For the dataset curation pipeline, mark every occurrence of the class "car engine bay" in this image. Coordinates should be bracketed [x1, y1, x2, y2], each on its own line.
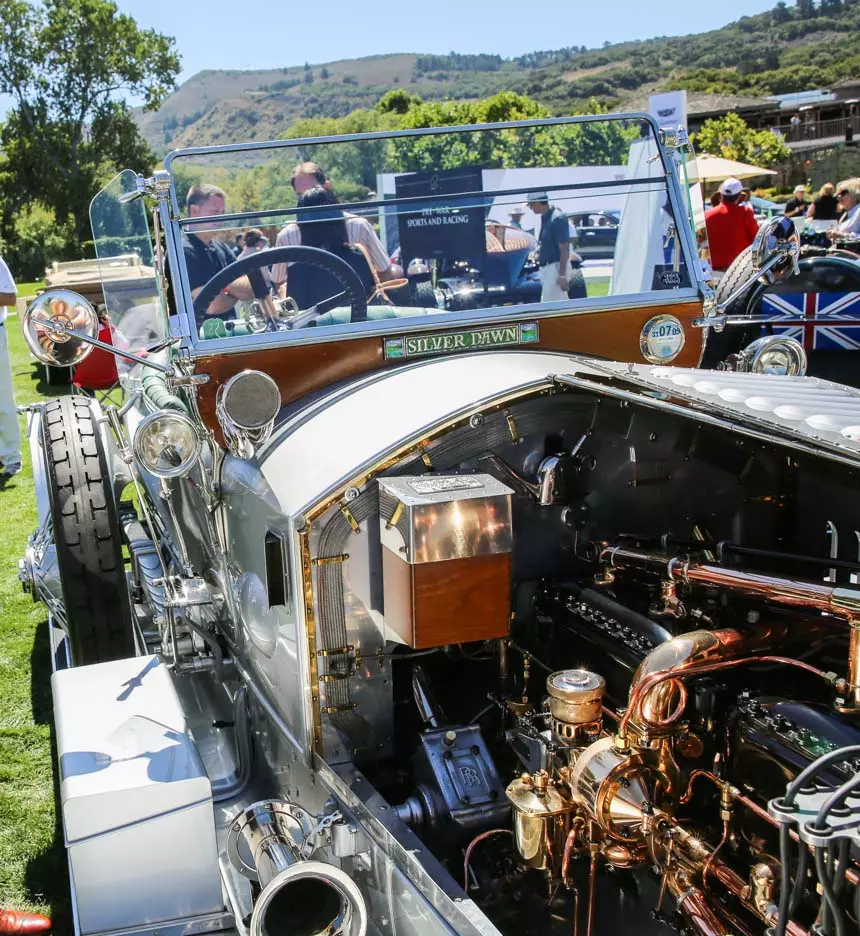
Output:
[304, 385, 860, 936]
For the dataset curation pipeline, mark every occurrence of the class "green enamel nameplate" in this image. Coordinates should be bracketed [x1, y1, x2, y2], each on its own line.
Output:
[384, 322, 539, 359]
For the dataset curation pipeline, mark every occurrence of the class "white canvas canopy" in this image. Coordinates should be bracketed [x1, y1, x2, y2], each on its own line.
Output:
[686, 154, 778, 183]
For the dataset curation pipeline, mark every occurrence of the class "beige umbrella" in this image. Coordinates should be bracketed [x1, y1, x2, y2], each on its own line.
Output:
[685, 154, 778, 183]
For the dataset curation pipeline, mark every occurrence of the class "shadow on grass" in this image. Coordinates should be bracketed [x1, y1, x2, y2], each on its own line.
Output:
[32, 364, 72, 399]
[30, 619, 54, 727]
[26, 619, 71, 934]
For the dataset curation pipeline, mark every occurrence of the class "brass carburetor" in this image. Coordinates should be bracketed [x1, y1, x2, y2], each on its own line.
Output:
[506, 668, 664, 879]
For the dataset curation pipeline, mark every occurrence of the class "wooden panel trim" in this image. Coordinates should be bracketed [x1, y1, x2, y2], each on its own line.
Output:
[195, 299, 704, 441]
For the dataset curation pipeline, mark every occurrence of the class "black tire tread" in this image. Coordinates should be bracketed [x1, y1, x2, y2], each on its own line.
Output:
[43, 396, 134, 665]
[714, 246, 755, 314]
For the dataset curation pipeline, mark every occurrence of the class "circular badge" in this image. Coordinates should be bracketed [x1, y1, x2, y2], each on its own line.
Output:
[639, 314, 686, 364]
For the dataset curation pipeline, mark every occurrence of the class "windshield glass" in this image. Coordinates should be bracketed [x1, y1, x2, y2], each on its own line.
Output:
[90, 170, 168, 367]
[165, 116, 695, 344]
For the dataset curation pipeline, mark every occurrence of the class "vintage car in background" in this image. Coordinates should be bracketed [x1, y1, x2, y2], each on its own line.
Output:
[17, 114, 859, 936]
[404, 221, 588, 310]
[702, 236, 860, 385]
[567, 208, 620, 259]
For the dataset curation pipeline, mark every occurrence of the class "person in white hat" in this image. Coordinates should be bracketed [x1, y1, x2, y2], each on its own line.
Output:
[704, 177, 760, 273]
[783, 184, 809, 219]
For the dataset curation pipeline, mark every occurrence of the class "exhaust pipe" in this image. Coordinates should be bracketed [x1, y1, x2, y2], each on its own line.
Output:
[227, 800, 367, 936]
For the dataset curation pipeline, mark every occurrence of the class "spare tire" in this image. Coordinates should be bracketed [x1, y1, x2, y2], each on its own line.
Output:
[713, 246, 756, 314]
[701, 247, 764, 369]
[43, 396, 135, 665]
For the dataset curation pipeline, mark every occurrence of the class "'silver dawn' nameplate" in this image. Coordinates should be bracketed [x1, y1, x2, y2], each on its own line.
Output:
[384, 322, 539, 360]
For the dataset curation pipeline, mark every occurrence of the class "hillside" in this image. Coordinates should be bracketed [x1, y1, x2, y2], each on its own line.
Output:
[137, 0, 860, 151]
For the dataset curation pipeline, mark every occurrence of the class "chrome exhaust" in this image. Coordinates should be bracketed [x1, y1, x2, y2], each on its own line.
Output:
[227, 800, 367, 936]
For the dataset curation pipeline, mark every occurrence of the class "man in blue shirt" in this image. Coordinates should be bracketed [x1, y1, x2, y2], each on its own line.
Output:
[527, 191, 571, 302]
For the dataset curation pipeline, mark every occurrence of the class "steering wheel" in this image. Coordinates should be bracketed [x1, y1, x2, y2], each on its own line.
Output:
[192, 245, 368, 325]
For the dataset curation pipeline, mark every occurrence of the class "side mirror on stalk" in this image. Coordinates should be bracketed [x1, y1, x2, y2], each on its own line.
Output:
[21, 288, 173, 376]
[21, 289, 98, 367]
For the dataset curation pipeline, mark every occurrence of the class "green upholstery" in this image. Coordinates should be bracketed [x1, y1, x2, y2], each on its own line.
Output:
[311, 305, 437, 326]
[199, 305, 437, 340]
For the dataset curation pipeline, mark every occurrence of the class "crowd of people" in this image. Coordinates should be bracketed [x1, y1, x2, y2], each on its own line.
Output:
[777, 179, 860, 229]
[704, 175, 860, 275]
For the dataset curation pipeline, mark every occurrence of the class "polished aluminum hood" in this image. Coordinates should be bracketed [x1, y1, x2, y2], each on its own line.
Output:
[258, 352, 860, 518]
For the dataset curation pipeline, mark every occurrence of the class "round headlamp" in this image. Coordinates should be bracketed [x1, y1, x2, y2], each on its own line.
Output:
[742, 335, 808, 377]
[133, 411, 202, 479]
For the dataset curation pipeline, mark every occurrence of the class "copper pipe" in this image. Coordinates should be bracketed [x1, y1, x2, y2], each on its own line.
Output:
[672, 825, 811, 936]
[618, 653, 832, 741]
[602, 546, 860, 704]
[562, 818, 585, 887]
[463, 828, 513, 895]
[601, 705, 619, 722]
[703, 818, 730, 890]
[585, 848, 598, 936]
[679, 769, 721, 805]
[673, 886, 729, 936]
[571, 886, 580, 936]
[733, 791, 860, 888]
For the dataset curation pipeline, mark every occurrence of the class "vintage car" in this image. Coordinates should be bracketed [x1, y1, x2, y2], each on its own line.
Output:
[17, 114, 860, 936]
[404, 221, 588, 311]
[703, 238, 860, 385]
[567, 209, 620, 259]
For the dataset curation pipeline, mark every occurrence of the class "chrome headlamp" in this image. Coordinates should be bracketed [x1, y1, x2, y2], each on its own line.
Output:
[727, 335, 808, 377]
[215, 370, 281, 459]
[133, 411, 202, 479]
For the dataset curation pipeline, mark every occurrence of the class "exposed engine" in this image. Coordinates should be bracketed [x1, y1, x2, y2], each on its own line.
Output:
[309, 386, 860, 936]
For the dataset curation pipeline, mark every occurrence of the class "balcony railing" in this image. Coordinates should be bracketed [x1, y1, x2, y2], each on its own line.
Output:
[770, 115, 860, 144]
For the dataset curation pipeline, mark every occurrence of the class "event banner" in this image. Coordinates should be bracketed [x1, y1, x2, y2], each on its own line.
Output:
[394, 166, 486, 267]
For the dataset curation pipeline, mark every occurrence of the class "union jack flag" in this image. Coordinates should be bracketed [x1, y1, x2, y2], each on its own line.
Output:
[760, 291, 860, 350]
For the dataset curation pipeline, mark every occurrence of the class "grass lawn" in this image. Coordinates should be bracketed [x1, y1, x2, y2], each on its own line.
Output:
[0, 309, 70, 930]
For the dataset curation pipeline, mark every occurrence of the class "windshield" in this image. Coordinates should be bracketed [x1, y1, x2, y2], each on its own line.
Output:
[163, 116, 696, 344]
[90, 170, 168, 372]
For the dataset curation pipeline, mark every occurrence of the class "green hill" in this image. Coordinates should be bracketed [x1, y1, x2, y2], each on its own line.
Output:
[136, 0, 860, 151]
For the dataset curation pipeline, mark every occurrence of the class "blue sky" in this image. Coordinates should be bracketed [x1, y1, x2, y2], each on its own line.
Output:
[115, 0, 778, 88]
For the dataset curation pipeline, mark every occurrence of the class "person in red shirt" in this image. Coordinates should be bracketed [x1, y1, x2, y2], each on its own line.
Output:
[704, 177, 760, 273]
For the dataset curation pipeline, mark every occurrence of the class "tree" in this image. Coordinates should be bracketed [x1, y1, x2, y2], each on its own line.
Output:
[376, 89, 422, 115]
[0, 0, 179, 243]
[693, 112, 791, 169]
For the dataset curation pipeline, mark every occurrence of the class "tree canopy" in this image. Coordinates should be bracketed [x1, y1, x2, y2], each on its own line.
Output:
[693, 112, 791, 169]
[0, 0, 180, 252]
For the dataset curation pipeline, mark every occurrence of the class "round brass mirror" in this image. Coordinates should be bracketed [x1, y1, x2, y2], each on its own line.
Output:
[751, 216, 800, 284]
[21, 289, 99, 367]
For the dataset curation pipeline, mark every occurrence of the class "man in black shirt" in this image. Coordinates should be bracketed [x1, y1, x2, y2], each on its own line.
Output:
[182, 184, 258, 323]
[783, 184, 809, 218]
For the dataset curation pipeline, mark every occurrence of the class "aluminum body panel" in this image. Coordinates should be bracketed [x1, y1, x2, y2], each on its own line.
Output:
[588, 363, 860, 464]
[259, 351, 593, 516]
[53, 656, 223, 934]
[219, 455, 312, 754]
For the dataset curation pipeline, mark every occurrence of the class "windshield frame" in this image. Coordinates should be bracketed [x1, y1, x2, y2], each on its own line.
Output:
[157, 112, 705, 357]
